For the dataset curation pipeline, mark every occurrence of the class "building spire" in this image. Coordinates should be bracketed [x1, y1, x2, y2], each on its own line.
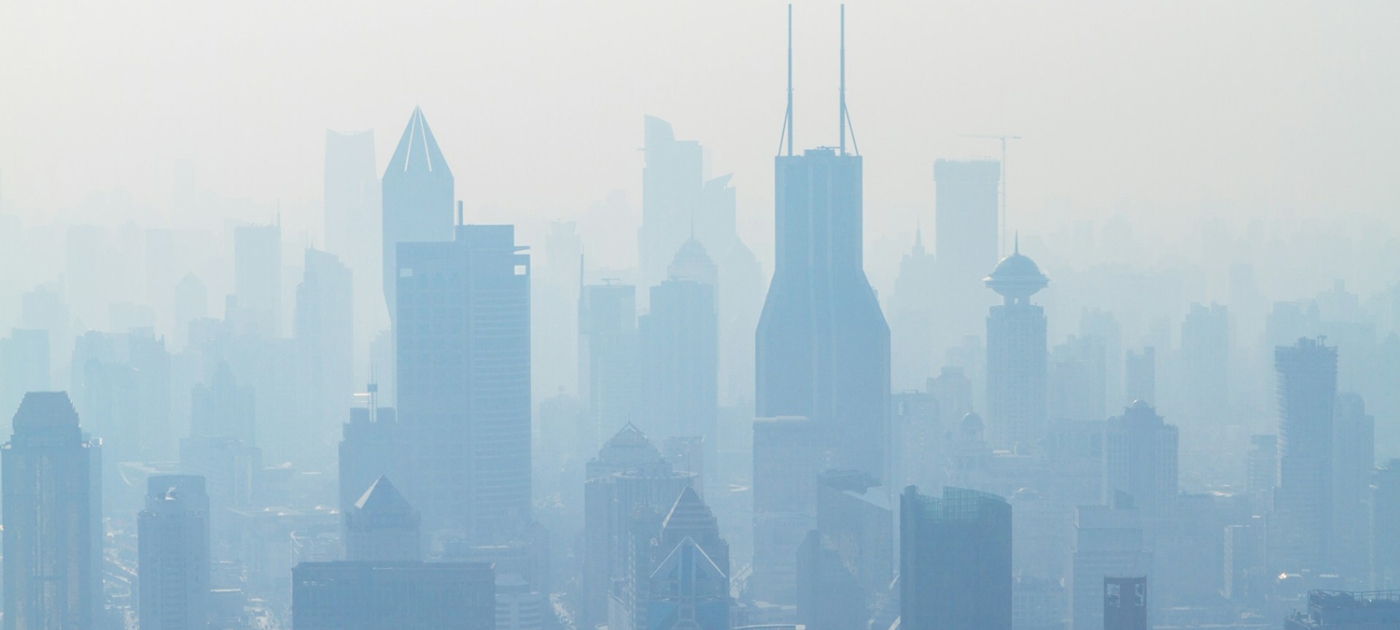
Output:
[839, 4, 846, 156]
[777, 5, 794, 157]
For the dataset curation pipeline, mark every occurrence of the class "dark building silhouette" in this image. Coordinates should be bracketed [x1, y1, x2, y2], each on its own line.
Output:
[1272, 337, 1339, 574]
[292, 562, 495, 630]
[1103, 577, 1147, 630]
[345, 476, 421, 562]
[1285, 590, 1400, 630]
[984, 243, 1048, 449]
[139, 475, 211, 630]
[397, 224, 531, 544]
[382, 107, 454, 325]
[900, 486, 1012, 630]
[3, 392, 102, 630]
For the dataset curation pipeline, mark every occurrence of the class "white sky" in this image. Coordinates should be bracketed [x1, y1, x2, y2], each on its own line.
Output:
[2, 0, 1398, 254]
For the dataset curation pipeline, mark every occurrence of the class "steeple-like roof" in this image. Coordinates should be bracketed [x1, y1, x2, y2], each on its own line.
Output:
[353, 475, 415, 516]
[387, 107, 451, 177]
[984, 236, 1048, 302]
[661, 486, 717, 539]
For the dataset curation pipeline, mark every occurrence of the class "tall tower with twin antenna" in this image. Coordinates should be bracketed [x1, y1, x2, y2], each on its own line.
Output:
[753, 5, 890, 604]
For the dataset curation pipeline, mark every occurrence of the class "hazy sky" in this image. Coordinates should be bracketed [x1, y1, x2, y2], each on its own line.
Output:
[3, 0, 1398, 253]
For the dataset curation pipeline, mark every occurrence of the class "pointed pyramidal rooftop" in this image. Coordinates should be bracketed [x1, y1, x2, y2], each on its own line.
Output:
[387, 107, 451, 176]
[353, 475, 416, 516]
[661, 486, 718, 540]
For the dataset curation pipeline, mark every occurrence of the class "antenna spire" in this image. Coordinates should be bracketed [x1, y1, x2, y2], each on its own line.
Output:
[786, 4, 794, 156]
[839, 4, 846, 156]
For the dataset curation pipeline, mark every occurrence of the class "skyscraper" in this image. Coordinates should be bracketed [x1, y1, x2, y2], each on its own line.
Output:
[984, 244, 1049, 449]
[3, 392, 103, 630]
[579, 282, 639, 444]
[1124, 346, 1155, 406]
[1331, 393, 1374, 580]
[1104, 401, 1179, 520]
[382, 107, 454, 324]
[755, 11, 890, 478]
[138, 475, 211, 630]
[397, 224, 531, 544]
[233, 222, 282, 337]
[1272, 337, 1338, 574]
[324, 129, 383, 376]
[900, 485, 1013, 630]
[1071, 500, 1151, 630]
[639, 116, 703, 293]
[751, 415, 822, 606]
[639, 488, 732, 630]
[295, 248, 355, 458]
[1179, 303, 1229, 427]
[887, 226, 938, 391]
[934, 158, 1001, 353]
[638, 270, 718, 453]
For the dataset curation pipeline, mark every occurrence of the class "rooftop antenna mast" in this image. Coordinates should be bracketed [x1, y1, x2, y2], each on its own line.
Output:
[964, 133, 1022, 257]
[778, 5, 794, 156]
[839, 4, 846, 156]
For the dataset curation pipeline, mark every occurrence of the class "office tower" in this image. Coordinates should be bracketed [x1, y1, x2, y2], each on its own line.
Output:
[639, 116, 703, 293]
[1179, 303, 1228, 426]
[1104, 401, 1178, 520]
[1224, 521, 1267, 604]
[751, 416, 822, 607]
[1272, 337, 1338, 574]
[696, 175, 764, 408]
[984, 243, 1049, 449]
[324, 129, 382, 382]
[1284, 590, 1400, 630]
[339, 392, 408, 524]
[900, 486, 1013, 630]
[139, 475, 211, 630]
[891, 389, 940, 491]
[0, 328, 49, 421]
[934, 158, 1001, 352]
[534, 221, 583, 404]
[446, 536, 550, 630]
[1048, 335, 1106, 423]
[1071, 500, 1151, 630]
[1331, 393, 1374, 580]
[397, 224, 530, 544]
[637, 488, 732, 630]
[1103, 577, 1147, 630]
[888, 226, 938, 391]
[1079, 309, 1122, 410]
[295, 248, 354, 456]
[292, 562, 495, 630]
[382, 107, 454, 324]
[1123, 346, 1155, 406]
[638, 273, 718, 451]
[70, 329, 173, 467]
[345, 476, 421, 561]
[581, 424, 696, 629]
[192, 360, 255, 445]
[757, 35, 889, 478]
[1372, 460, 1400, 589]
[1013, 575, 1068, 630]
[233, 222, 282, 337]
[173, 273, 207, 349]
[3, 392, 102, 630]
[799, 470, 892, 628]
[579, 282, 639, 441]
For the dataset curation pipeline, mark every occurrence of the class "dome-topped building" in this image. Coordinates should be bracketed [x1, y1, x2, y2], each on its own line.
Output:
[984, 237, 1048, 304]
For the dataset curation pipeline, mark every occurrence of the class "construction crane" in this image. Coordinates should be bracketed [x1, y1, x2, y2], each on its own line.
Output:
[963, 134, 1022, 258]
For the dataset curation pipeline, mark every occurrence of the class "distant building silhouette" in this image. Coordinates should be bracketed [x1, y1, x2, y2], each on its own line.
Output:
[1373, 460, 1400, 589]
[232, 222, 282, 337]
[639, 255, 718, 462]
[751, 416, 822, 607]
[900, 485, 1012, 630]
[1103, 577, 1147, 630]
[579, 282, 639, 445]
[1271, 337, 1338, 574]
[1123, 347, 1155, 407]
[1104, 401, 1178, 520]
[1332, 393, 1374, 580]
[139, 474, 210, 630]
[345, 476, 420, 562]
[339, 391, 407, 532]
[295, 248, 355, 462]
[3, 392, 102, 630]
[324, 128, 383, 382]
[1071, 499, 1151, 630]
[291, 562, 494, 630]
[1285, 590, 1400, 630]
[382, 107, 454, 325]
[888, 226, 938, 391]
[1179, 303, 1229, 427]
[934, 158, 1001, 354]
[984, 243, 1048, 449]
[397, 224, 531, 544]
[639, 116, 703, 294]
[191, 360, 255, 445]
[799, 470, 892, 629]
[0, 328, 49, 422]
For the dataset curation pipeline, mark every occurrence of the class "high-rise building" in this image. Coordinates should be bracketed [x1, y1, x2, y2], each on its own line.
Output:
[324, 128, 383, 380]
[1372, 460, 1400, 590]
[1104, 401, 1178, 520]
[1048, 335, 1106, 423]
[1123, 346, 1155, 406]
[888, 226, 939, 391]
[191, 360, 255, 445]
[1071, 500, 1151, 630]
[233, 222, 282, 337]
[339, 393, 408, 529]
[1179, 303, 1229, 427]
[1285, 590, 1400, 630]
[345, 476, 421, 562]
[581, 424, 696, 630]
[639, 116, 703, 293]
[1272, 337, 1338, 574]
[756, 11, 889, 480]
[1332, 393, 1374, 580]
[382, 107, 454, 327]
[799, 470, 892, 628]
[900, 485, 1013, 630]
[752, 416, 822, 607]
[933, 158, 1000, 352]
[397, 224, 531, 544]
[638, 271, 718, 453]
[579, 282, 639, 442]
[984, 244, 1049, 449]
[3, 392, 103, 630]
[295, 248, 355, 458]
[292, 562, 495, 630]
[637, 488, 732, 630]
[0, 328, 49, 422]
[138, 474, 211, 630]
[1103, 577, 1147, 630]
